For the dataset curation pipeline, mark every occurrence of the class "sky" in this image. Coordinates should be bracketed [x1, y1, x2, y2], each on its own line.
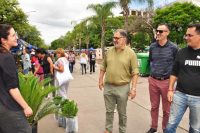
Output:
[18, 0, 175, 45]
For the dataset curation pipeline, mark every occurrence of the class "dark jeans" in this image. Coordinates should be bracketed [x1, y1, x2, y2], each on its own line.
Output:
[44, 73, 55, 97]
[0, 102, 31, 133]
[90, 61, 95, 73]
[44, 73, 54, 85]
[81, 64, 86, 74]
[69, 62, 75, 73]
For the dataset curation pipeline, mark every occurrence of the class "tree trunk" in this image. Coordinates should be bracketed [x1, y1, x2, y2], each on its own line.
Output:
[79, 38, 81, 54]
[123, 7, 129, 31]
[86, 35, 89, 55]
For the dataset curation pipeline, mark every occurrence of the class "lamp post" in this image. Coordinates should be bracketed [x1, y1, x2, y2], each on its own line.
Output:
[86, 21, 91, 55]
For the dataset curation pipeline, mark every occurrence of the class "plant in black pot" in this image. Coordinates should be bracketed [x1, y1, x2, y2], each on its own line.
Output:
[18, 73, 58, 133]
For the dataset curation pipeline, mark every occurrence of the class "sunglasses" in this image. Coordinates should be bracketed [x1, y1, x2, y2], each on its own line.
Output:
[156, 30, 167, 33]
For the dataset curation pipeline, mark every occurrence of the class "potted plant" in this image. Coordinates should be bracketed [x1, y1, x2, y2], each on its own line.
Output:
[18, 73, 58, 133]
[55, 98, 78, 133]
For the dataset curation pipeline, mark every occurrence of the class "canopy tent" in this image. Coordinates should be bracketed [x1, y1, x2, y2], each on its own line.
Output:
[11, 39, 37, 54]
[27, 44, 38, 50]
[89, 47, 94, 51]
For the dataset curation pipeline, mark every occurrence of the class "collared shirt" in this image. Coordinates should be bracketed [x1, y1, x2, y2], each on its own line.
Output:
[101, 46, 139, 85]
[149, 40, 178, 77]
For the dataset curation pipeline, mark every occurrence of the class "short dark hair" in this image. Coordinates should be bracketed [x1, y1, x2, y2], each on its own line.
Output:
[157, 23, 170, 31]
[0, 24, 13, 45]
[188, 23, 200, 34]
[36, 48, 47, 54]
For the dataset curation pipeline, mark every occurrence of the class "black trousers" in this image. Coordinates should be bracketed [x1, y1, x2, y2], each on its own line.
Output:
[90, 61, 95, 73]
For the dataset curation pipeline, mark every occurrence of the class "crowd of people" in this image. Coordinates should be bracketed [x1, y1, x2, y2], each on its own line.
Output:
[0, 23, 97, 133]
[0, 23, 200, 133]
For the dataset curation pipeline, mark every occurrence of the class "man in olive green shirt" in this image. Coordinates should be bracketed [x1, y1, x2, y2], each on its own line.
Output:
[99, 29, 139, 133]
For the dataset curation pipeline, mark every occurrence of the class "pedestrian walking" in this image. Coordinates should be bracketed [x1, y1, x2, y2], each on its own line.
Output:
[54, 48, 73, 99]
[165, 23, 200, 133]
[89, 50, 96, 74]
[21, 48, 31, 75]
[0, 24, 32, 133]
[36, 48, 54, 79]
[79, 50, 88, 75]
[33, 56, 44, 81]
[68, 50, 76, 73]
[147, 23, 178, 133]
[99, 29, 139, 133]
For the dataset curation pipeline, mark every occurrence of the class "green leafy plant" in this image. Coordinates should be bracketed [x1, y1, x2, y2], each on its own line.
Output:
[53, 96, 63, 106]
[54, 97, 78, 118]
[61, 100, 78, 118]
[19, 73, 58, 126]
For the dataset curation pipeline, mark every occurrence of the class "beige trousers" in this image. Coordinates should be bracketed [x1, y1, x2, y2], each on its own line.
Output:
[104, 83, 130, 133]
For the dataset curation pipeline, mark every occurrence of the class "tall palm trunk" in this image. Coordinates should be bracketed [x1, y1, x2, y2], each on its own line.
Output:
[79, 37, 81, 53]
[123, 6, 129, 30]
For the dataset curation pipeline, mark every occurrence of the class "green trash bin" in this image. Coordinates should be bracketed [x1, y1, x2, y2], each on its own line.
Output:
[137, 53, 150, 76]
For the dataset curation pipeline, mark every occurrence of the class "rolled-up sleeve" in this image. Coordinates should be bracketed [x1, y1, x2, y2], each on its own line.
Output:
[171, 52, 179, 76]
[130, 51, 139, 75]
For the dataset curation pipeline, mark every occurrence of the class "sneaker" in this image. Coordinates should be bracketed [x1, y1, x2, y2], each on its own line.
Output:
[146, 128, 157, 133]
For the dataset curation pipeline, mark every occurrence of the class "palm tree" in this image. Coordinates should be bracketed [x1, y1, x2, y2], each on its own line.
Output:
[87, 2, 117, 58]
[119, 0, 154, 30]
[18, 73, 57, 133]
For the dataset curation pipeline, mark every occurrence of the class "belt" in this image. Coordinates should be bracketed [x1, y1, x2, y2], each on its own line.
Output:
[107, 82, 129, 86]
[150, 75, 169, 80]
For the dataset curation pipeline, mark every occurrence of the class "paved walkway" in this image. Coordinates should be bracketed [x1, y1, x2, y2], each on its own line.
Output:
[38, 62, 189, 133]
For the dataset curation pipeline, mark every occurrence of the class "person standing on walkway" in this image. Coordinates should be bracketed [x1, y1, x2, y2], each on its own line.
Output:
[99, 29, 139, 133]
[21, 48, 31, 75]
[68, 50, 76, 73]
[0, 24, 32, 133]
[36, 48, 54, 79]
[89, 50, 96, 74]
[79, 50, 88, 75]
[33, 56, 44, 81]
[165, 23, 200, 133]
[53, 48, 73, 99]
[147, 24, 178, 133]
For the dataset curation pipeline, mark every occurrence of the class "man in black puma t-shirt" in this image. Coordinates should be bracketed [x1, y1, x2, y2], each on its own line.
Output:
[166, 24, 200, 133]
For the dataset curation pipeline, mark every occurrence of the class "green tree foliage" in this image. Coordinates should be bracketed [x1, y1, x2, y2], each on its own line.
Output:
[87, 2, 117, 58]
[131, 32, 151, 51]
[0, 0, 45, 47]
[50, 37, 66, 50]
[0, 0, 27, 24]
[50, 16, 124, 50]
[105, 16, 124, 46]
[153, 2, 200, 45]
[19, 24, 45, 47]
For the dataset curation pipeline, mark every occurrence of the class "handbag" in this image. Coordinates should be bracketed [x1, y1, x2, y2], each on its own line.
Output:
[55, 57, 73, 86]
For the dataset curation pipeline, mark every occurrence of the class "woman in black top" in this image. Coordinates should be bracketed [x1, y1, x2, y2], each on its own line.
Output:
[0, 24, 32, 133]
